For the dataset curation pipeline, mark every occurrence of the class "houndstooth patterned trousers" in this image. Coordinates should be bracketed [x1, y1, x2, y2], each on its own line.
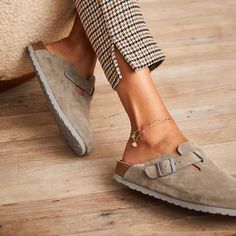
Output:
[75, 0, 166, 89]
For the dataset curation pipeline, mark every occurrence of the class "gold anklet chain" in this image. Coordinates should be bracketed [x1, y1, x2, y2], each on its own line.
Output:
[130, 117, 175, 147]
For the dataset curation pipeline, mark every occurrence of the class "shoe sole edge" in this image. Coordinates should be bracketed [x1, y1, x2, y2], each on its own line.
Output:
[28, 45, 87, 156]
[113, 174, 236, 216]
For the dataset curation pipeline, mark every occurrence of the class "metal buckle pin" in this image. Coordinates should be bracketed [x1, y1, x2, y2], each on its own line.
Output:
[155, 157, 176, 177]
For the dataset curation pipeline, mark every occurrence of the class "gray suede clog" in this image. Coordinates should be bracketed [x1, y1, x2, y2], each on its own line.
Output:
[114, 141, 236, 216]
[28, 42, 95, 156]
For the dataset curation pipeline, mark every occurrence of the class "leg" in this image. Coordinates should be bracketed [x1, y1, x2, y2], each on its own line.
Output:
[75, 0, 186, 164]
[115, 48, 187, 164]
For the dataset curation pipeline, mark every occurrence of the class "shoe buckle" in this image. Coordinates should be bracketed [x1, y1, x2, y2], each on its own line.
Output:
[155, 157, 176, 177]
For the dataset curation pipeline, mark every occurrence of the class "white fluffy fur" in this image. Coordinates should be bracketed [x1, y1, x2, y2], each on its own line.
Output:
[0, 0, 75, 80]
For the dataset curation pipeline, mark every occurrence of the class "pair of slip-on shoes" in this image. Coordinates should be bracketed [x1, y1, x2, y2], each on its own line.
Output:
[28, 42, 236, 216]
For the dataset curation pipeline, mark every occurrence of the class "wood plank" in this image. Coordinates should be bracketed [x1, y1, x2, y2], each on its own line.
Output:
[0, 0, 236, 235]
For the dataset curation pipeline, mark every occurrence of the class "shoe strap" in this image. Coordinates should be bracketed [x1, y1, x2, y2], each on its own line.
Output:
[144, 141, 204, 179]
[65, 68, 95, 96]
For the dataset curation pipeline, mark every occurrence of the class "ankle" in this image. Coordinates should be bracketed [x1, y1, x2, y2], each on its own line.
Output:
[130, 117, 174, 147]
[140, 121, 186, 148]
[47, 37, 93, 58]
[122, 121, 187, 164]
[46, 37, 96, 78]
[68, 35, 94, 55]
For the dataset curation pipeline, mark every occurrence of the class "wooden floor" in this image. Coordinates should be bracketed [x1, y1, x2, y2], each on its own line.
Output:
[1, 0, 236, 235]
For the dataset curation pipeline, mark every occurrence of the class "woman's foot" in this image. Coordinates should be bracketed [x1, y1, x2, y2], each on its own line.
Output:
[113, 53, 236, 215]
[46, 16, 97, 94]
[114, 140, 236, 216]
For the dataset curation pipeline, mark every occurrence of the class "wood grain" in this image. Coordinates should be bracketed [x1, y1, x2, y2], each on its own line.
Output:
[0, 0, 236, 235]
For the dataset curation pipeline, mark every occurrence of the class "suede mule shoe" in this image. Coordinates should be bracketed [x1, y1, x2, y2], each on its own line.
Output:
[28, 42, 95, 156]
[114, 141, 236, 216]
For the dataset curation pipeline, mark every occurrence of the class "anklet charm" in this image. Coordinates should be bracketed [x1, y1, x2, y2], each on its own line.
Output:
[130, 132, 138, 147]
[130, 118, 174, 148]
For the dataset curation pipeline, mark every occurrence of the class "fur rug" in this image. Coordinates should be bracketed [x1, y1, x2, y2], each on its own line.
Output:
[0, 0, 75, 80]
